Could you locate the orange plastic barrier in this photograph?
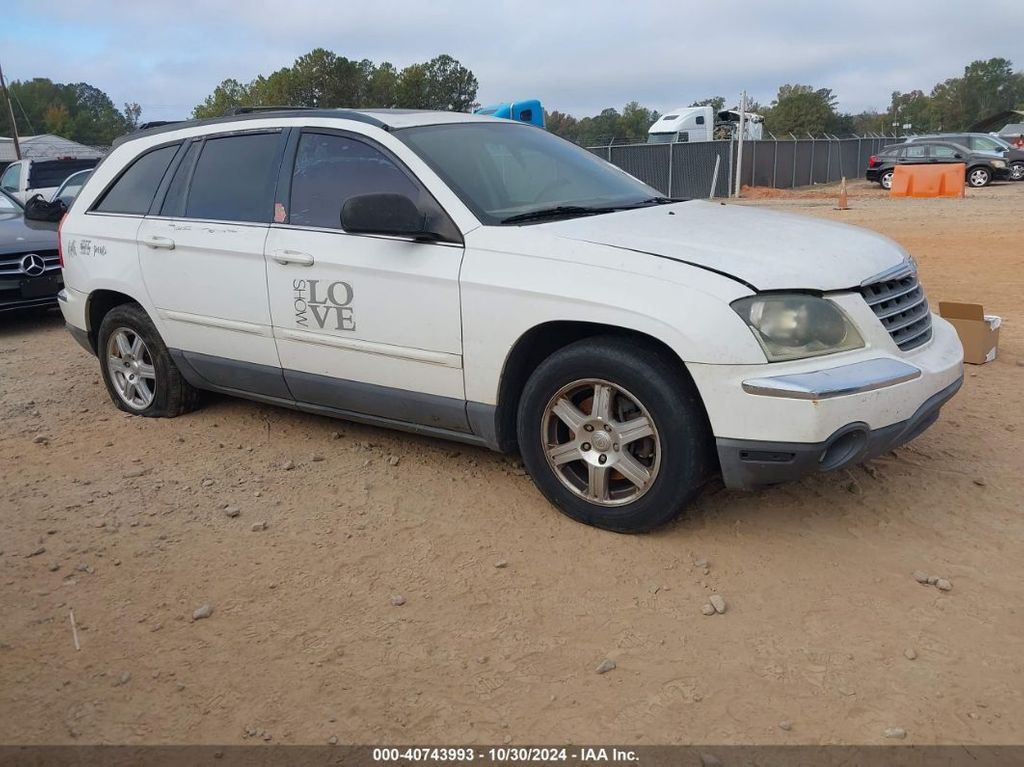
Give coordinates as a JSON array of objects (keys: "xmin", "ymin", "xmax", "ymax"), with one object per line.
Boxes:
[{"xmin": 890, "ymin": 164, "xmax": 965, "ymax": 198}]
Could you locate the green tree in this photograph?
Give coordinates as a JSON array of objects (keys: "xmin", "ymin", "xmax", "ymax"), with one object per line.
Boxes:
[
  {"xmin": 544, "ymin": 110, "xmax": 580, "ymax": 142},
  {"xmin": 620, "ymin": 101, "xmax": 660, "ymax": 142},
  {"xmin": 419, "ymin": 54, "xmax": 479, "ymax": 111},
  {"xmin": 0, "ymin": 77, "xmax": 132, "ymax": 144},
  {"xmin": 887, "ymin": 90, "xmax": 935, "ymax": 133},
  {"xmin": 763, "ymin": 84, "xmax": 839, "ymax": 136},
  {"xmin": 930, "ymin": 58, "xmax": 1024, "ymax": 130},
  {"xmin": 690, "ymin": 96, "xmax": 725, "ymax": 111},
  {"xmin": 366, "ymin": 63, "xmax": 400, "ymax": 107}
]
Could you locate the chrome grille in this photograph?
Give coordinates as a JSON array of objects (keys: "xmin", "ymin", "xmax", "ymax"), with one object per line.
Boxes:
[
  {"xmin": 0, "ymin": 250, "xmax": 61, "ymax": 277},
  {"xmin": 860, "ymin": 267, "xmax": 932, "ymax": 351}
]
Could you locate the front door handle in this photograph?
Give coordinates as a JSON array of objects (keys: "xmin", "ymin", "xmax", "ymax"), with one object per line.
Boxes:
[
  {"xmin": 270, "ymin": 249, "xmax": 315, "ymax": 266},
  {"xmin": 142, "ymin": 235, "xmax": 175, "ymax": 250}
]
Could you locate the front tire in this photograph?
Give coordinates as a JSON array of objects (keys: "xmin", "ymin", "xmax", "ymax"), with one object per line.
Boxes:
[
  {"xmin": 967, "ymin": 166, "xmax": 992, "ymax": 188},
  {"xmin": 517, "ymin": 336, "xmax": 713, "ymax": 533},
  {"xmin": 97, "ymin": 303, "xmax": 199, "ymax": 417}
]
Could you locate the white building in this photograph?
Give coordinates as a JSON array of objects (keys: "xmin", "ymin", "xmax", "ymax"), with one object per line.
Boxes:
[{"xmin": 0, "ymin": 134, "xmax": 106, "ymax": 165}]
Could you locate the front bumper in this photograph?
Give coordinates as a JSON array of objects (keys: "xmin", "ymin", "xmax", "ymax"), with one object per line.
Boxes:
[
  {"xmin": 717, "ymin": 376, "xmax": 962, "ymax": 488},
  {"xmin": 689, "ymin": 313, "xmax": 965, "ymax": 489}
]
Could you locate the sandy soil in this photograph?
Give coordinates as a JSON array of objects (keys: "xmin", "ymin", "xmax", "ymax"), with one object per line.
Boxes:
[{"xmin": 1, "ymin": 179, "xmax": 1022, "ymax": 746}]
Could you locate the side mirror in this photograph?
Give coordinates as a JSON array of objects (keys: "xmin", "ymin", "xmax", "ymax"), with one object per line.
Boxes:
[{"xmin": 341, "ymin": 193, "xmax": 435, "ymax": 240}]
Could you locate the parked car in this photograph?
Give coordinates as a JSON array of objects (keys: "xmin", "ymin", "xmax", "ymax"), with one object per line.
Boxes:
[
  {"xmin": 50, "ymin": 169, "xmax": 94, "ymax": 207},
  {"xmin": 0, "ymin": 188, "xmax": 62, "ymax": 312},
  {"xmin": 866, "ymin": 140, "xmax": 1009, "ymax": 189},
  {"xmin": 903, "ymin": 133, "xmax": 1024, "ymax": 181},
  {"xmin": 58, "ymin": 109, "xmax": 963, "ymax": 532},
  {"xmin": 0, "ymin": 157, "xmax": 101, "ymax": 204}
]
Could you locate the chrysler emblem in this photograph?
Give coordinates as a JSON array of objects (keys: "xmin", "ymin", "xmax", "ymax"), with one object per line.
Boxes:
[{"xmin": 20, "ymin": 253, "xmax": 46, "ymax": 278}]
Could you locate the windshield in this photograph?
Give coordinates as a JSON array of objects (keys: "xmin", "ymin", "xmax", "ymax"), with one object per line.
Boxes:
[
  {"xmin": 397, "ymin": 122, "xmax": 661, "ymax": 224},
  {"xmin": 0, "ymin": 189, "xmax": 21, "ymax": 212},
  {"xmin": 974, "ymin": 136, "xmax": 1007, "ymax": 152}
]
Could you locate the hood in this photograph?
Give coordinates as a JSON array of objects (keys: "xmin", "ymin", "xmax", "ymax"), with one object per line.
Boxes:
[
  {"xmin": 0, "ymin": 212, "xmax": 59, "ymax": 254},
  {"xmin": 541, "ymin": 200, "xmax": 907, "ymax": 291}
]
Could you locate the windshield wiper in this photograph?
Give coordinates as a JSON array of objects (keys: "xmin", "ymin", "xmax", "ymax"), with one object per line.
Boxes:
[
  {"xmin": 627, "ymin": 196, "xmax": 686, "ymax": 206},
  {"xmin": 500, "ymin": 205, "xmax": 621, "ymax": 225}
]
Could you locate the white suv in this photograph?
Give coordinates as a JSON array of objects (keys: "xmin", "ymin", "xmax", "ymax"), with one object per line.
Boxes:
[{"xmin": 58, "ymin": 109, "xmax": 964, "ymax": 532}]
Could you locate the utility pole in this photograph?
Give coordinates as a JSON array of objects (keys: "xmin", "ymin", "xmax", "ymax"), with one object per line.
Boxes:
[
  {"xmin": 734, "ymin": 90, "xmax": 747, "ymax": 198},
  {"xmin": 0, "ymin": 59, "xmax": 21, "ymax": 160}
]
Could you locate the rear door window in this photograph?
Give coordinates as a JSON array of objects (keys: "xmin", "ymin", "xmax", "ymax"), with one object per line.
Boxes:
[
  {"xmin": 94, "ymin": 145, "xmax": 180, "ymax": 215},
  {"xmin": 904, "ymin": 145, "xmax": 928, "ymax": 159},
  {"xmin": 184, "ymin": 132, "xmax": 282, "ymax": 223}
]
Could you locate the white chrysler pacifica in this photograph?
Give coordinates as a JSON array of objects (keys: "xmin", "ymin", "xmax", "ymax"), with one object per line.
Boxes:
[{"xmin": 58, "ymin": 109, "xmax": 964, "ymax": 531}]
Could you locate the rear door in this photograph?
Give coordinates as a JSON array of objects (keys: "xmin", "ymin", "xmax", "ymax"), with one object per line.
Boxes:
[
  {"xmin": 264, "ymin": 128, "xmax": 468, "ymax": 430},
  {"xmin": 137, "ymin": 130, "xmax": 288, "ymax": 391}
]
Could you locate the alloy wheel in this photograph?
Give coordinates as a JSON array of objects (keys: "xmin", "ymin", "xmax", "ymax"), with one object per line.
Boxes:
[
  {"xmin": 969, "ymin": 169, "xmax": 990, "ymax": 187},
  {"xmin": 106, "ymin": 327, "xmax": 157, "ymax": 410},
  {"xmin": 541, "ymin": 378, "xmax": 662, "ymax": 506}
]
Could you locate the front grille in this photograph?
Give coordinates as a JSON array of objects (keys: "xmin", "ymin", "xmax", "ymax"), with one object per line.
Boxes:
[
  {"xmin": 0, "ymin": 250, "xmax": 61, "ymax": 277},
  {"xmin": 860, "ymin": 268, "xmax": 933, "ymax": 351}
]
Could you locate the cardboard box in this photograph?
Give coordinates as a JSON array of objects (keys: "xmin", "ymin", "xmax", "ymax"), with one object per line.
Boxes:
[{"xmin": 939, "ymin": 302, "xmax": 1001, "ymax": 365}]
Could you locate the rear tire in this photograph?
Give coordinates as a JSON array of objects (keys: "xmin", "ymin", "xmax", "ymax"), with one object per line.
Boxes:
[
  {"xmin": 516, "ymin": 336, "xmax": 713, "ymax": 533},
  {"xmin": 880, "ymin": 170, "xmax": 894, "ymax": 190},
  {"xmin": 1009, "ymin": 161, "xmax": 1024, "ymax": 181},
  {"xmin": 97, "ymin": 303, "xmax": 200, "ymax": 418},
  {"xmin": 967, "ymin": 166, "xmax": 992, "ymax": 188}
]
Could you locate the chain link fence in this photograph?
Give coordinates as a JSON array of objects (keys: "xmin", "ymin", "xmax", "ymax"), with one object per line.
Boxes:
[{"xmin": 588, "ymin": 137, "xmax": 899, "ymax": 198}]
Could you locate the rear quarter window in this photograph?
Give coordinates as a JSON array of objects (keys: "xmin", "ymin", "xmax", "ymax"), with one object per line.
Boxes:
[{"xmin": 94, "ymin": 145, "xmax": 181, "ymax": 215}]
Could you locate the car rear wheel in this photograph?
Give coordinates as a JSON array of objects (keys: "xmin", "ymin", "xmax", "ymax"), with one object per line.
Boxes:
[
  {"xmin": 98, "ymin": 303, "xmax": 200, "ymax": 418},
  {"xmin": 1010, "ymin": 161, "xmax": 1024, "ymax": 181},
  {"xmin": 880, "ymin": 170, "xmax": 894, "ymax": 190},
  {"xmin": 967, "ymin": 166, "xmax": 992, "ymax": 187},
  {"xmin": 517, "ymin": 336, "xmax": 713, "ymax": 533}
]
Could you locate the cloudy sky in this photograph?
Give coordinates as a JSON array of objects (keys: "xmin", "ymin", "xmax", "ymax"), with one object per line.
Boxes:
[{"xmin": 3, "ymin": 0, "xmax": 1023, "ymax": 122}]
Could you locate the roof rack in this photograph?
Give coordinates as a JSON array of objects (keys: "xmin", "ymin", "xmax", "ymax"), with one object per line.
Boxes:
[
  {"xmin": 112, "ymin": 108, "xmax": 389, "ymax": 148},
  {"xmin": 230, "ymin": 106, "xmax": 314, "ymax": 115},
  {"xmin": 136, "ymin": 120, "xmax": 184, "ymax": 131}
]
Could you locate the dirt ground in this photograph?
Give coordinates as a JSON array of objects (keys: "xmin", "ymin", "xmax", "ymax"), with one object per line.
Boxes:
[{"xmin": 1, "ymin": 179, "xmax": 1022, "ymax": 747}]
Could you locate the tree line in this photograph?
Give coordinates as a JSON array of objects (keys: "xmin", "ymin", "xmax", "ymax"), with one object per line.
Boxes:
[
  {"xmin": 0, "ymin": 77, "xmax": 140, "ymax": 146},
  {"xmin": 2, "ymin": 53, "xmax": 1020, "ymax": 148},
  {"xmin": 547, "ymin": 58, "xmax": 1023, "ymax": 145},
  {"xmin": 192, "ymin": 49, "xmax": 479, "ymax": 117}
]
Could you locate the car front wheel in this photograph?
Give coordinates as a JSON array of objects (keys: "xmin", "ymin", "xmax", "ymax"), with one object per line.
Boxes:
[
  {"xmin": 517, "ymin": 336, "xmax": 713, "ymax": 533},
  {"xmin": 98, "ymin": 303, "xmax": 199, "ymax": 417},
  {"xmin": 967, "ymin": 167, "xmax": 992, "ymax": 187}
]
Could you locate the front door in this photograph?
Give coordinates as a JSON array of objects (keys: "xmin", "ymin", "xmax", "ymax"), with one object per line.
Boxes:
[{"xmin": 265, "ymin": 129, "xmax": 468, "ymax": 431}]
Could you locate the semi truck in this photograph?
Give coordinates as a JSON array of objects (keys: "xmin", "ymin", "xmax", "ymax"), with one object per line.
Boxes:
[
  {"xmin": 647, "ymin": 106, "xmax": 763, "ymax": 144},
  {"xmin": 473, "ymin": 100, "xmax": 545, "ymax": 128}
]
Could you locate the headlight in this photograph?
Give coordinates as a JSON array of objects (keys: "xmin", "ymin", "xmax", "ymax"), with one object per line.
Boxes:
[
  {"xmin": 991, "ymin": 159, "xmax": 1006, "ymax": 168},
  {"xmin": 732, "ymin": 294, "xmax": 865, "ymax": 362}
]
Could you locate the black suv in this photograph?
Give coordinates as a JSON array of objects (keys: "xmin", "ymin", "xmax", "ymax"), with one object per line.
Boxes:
[
  {"xmin": 0, "ymin": 189, "xmax": 61, "ymax": 312},
  {"xmin": 903, "ymin": 133, "xmax": 1024, "ymax": 181},
  {"xmin": 866, "ymin": 140, "xmax": 1010, "ymax": 189}
]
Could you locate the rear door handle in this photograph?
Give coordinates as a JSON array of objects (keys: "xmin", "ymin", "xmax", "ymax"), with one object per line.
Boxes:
[
  {"xmin": 142, "ymin": 235, "xmax": 175, "ymax": 250},
  {"xmin": 270, "ymin": 249, "xmax": 315, "ymax": 266}
]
